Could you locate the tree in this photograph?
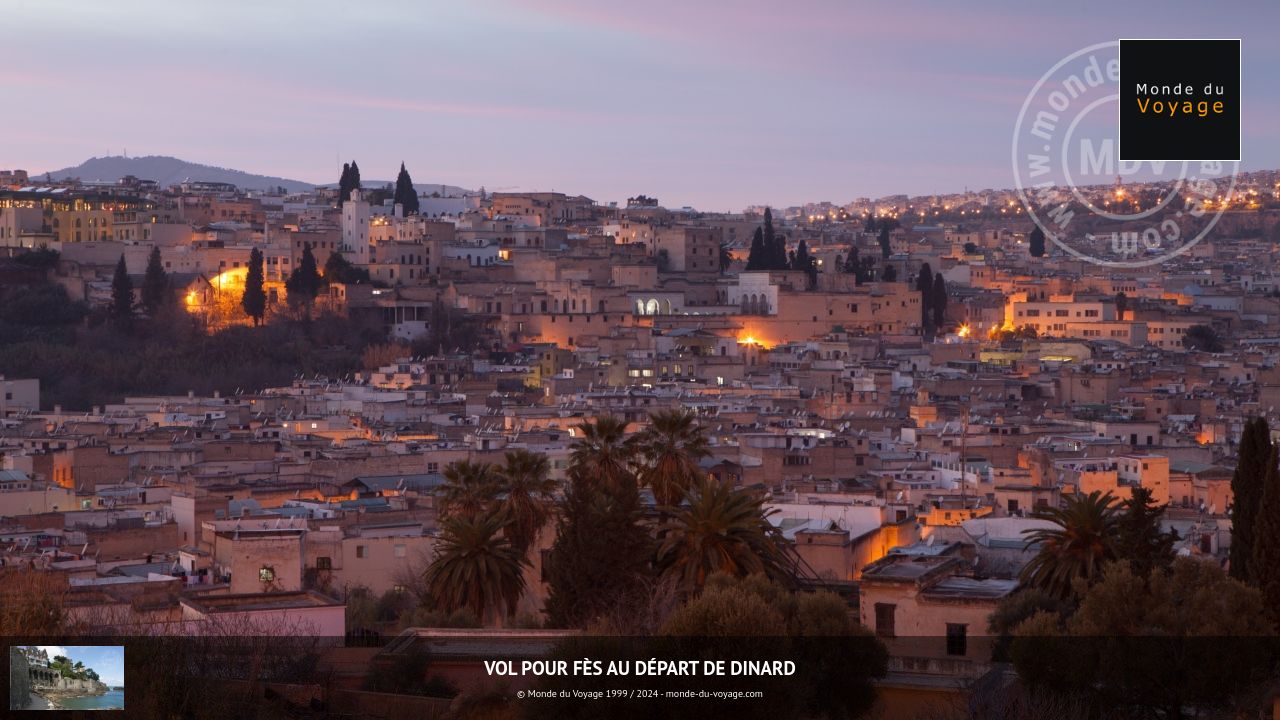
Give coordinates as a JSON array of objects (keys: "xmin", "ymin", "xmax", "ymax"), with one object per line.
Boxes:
[
  {"xmin": 567, "ymin": 416, "xmax": 636, "ymax": 496},
  {"xmin": 763, "ymin": 207, "xmax": 786, "ymax": 270},
  {"xmin": 1020, "ymin": 491, "xmax": 1120, "ymax": 599},
  {"xmin": 1114, "ymin": 486, "xmax": 1177, "ymax": 578},
  {"xmin": 141, "ymin": 246, "xmax": 169, "ymax": 314},
  {"xmin": 1029, "ymin": 225, "xmax": 1046, "ymax": 257},
  {"xmin": 438, "ymin": 460, "xmax": 499, "ymax": 520},
  {"xmin": 878, "ymin": 225, "xmax": 891, "ymax": 259},
  {"xmin": 544, "ymin": 471, "xmax": 653, "ymax": 628},
  {"xmin": 393, "ymin": 162, "xmax": 420, "ymax": 215},
  {"xmin": 745, "ymin": 227, "xmax": 766, "ymax": 271},
  {"xmin": 109, "ymin": 254, "xmax": 133, "ymax": 322},
  {"xmin": 881, "ymin": 263, "xmax": 897, "ymax": 282},
  {"xmin": 656, "ymin": 478, "xmax": 790, "ymax": 594},
  {"xmin": 635, "ymin": 409, "xmax": 709, "ymax": 508},
  {"xmin": 931, "ymin": 273, "xmax": 948, "ymax": 328},
  {"xmin": 1252, "ymin": 443, "xmax": 1280, "ymax": 617},
  {"xmin": 916, "ymin": 263, "xmax": 934, "ymax": 330},
  {"xmin": 1011, "ymin": 560, "xmax": 1275, "ymax": 719},
  {"xmin": 1231, "ymin": 416, "xmax": 1271, "ymax": 582},
  {"xmin": 1114, "ymin": 291, "xmax": 1128, "ymax": 318},
  {"xmin": 963, "ymin": 241, "xmax": 978, "ymax": 254},
  {"xmin": 424, "ymin": 510, "xmax": 527, "ymax": 622},
  {"xmin": 285, "ymin": 242, "xmax": 323, "ymax": 306},
  {"xmin": 241, "ymin": 247, "xmax": 266, "ymax": 326},
  {"xmin": 338, "ymin": 160, "xmax": 362, "ymax": 203},
  {"xmin": 1183, "ymin": 324, "xmax": 1224, "ymax": 352},
  {"xmin": 323, "ymin": 250, "xmax": 371, "ymax": 285},
  {"xmin": 495, "ymin": 449, "xmax": 556, "ymax": 555}
]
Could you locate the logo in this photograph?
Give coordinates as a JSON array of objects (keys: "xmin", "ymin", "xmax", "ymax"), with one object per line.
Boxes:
[{"xmin": 1012, "ymin": 41, "xmax": 1240, "ymax": 267}]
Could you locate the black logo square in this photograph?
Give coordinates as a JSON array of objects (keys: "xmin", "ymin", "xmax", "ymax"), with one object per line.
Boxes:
[{"xmin": 1119, "ymin": 39, "xmax": 1240, "ymax": 161}]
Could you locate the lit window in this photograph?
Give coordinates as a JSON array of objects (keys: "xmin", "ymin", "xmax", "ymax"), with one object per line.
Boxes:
[{"xmin": 259, "ymin": 566, "xmax": 275, "ymax": 583}]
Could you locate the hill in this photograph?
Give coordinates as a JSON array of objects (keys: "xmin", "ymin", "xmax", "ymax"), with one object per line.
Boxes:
[
  {"xmin": 43, "ymin": 156, "xmax": 315, "ymax": 192},
  {"xmin": 43, "ymin": 156, "xmax": 473, "ymax": 196}
]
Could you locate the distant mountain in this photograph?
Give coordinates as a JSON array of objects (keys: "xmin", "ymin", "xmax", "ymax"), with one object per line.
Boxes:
[
  {"xmin": 43, "ymin": 156, "xmax": 316, "ymax": 193},
  {"xmin": 43, "ymin": 155, "xmax": 473, "ymax": 197}
]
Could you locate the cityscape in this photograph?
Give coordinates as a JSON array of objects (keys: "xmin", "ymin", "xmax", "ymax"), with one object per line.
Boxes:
[{"xmin": 4, "ymin": 2, "xmax": 1280, "ymax": 719}]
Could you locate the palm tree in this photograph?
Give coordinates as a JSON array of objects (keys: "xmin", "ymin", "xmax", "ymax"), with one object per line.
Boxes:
[
  {"xmin": 656, "ymin": 478, "xmax": 789, "ymax": 593},
  {"xmin": 568, "ymin": 416, "xmax": 637, "ymax": 496},
  {"xmin": 438, "ymin": 460, "xmax": 499, "ymax": 519},
  {"xmin": 635, "ymin": 409, "xmax": 710, "ymax": 508},
  {"xmin": 495, "ymin": 448, "xmax": 557, "ymax": 553},
  {"xmin": 1020, "ymin": 490, "xmax": 1121, "ymax": 599},
  {"xmin": 425, "ymin": 510, "xmax": 528, "ymax": 622}
]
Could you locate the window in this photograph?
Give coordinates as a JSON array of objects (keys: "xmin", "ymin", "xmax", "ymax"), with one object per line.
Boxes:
[
  {"xmin": 946, "ymin": 623, "xmax": 968, "ymax": 656},
  {"xmin": 356, "ymin": 545, "xmax": 366, "ymax": 559},
  {"xmin": 259, "ymin": 566, "xmax": 275, "ymax": 583},
  {"xmin": 316, "ymin": 556, "xmax": 332, "ymax": 570},
  {"xmin": 874, "ymin": 603, "xmax": 896, "ymax": 638},
  {"xmin": 394, "ymin": 544, "xmax": 406, "ymax": 558}
]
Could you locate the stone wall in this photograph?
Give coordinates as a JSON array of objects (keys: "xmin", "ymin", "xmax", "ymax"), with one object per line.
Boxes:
[{"xmin": 8, "ymin": 648, "xmax": 31, "ymax": 710}]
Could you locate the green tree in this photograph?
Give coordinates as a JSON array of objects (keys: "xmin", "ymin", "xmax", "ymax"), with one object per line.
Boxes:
[
  {"xmin": 241, "ymin": 247, "xmax": 266, "ymax": 326},
  {"xmin": 963, "ymin": 241, "xmax": 978, "ymax": 254},
  {"xmin": 393, "ymin": 162, "xmax": 420, "ymax": 215},
  {"xmin": 323, "ymin": 250, "xmax": 371, "ymax": 285},
  {"xmin": 656, "ymin": 478, "xmax": 790, "ymax": 593},
  {"xmin": 1252, "ymin": 443, "xmax": 1280, "ymax": 617},
  {"xmin": 1020, "ymin": 491, "xmax": 1120, "ymax": 599},
  {"xmin": 543, "ymin": 471, "xmax": 653, "ymax": 628},
  {"xmin": 745, "ymin": 227, "xmax": 766, "ymax": 271},
  {"xmin": 424, "ymin": 510, "xmax": 528, "ymax": 622},
  {"xmin": 1183, "ymin": 324, "xmax": 1224, "ymax": 352},
  {"xmin": 495, "ymin": 449, "xmax": 557, "ymax": 554},
  {"xmin": 718, "ymin": 243, "xmax": 733, "ymax": 273},
  {"xmin": 916, "ymin": 263, "xmax": 934, "ymax": 329},
  {"xmin": 1230, "ymin": 416, "xmax": 1271, "ymax": 582},
  {"xmin": 1029, "ymin": 225, "xmax": 1046, "ymax": 257},
  {"xmin": 878, "ymin": 224, "xmax": 891, "ymax": 259},
  {"xmin": 635, "ymin": 409, "xmax": 710, "ymax": 508},
  {"xmin": 109, "ymin": 254, "xmax": 133, "ymax": 322},
  {"xmin": 1011, "ymin": 560, "xmax": 1275, "ymax": 719},
  {"xmin": 338, "ymin": 160, "xmax": 362, "ymax": 203},
  {"xmin": 438, "ymin": 460, "xmax": 499, "ymax": 520},
  {"xmin": 567, "ymin": 416, "xmax": 636, "ymax": 496},
  {"xmin": 1114, "ymin": 486, "xmax": 1177, "ymax": 578},
  {"xmin": 285, "ymin": 242, "xmax": 323, "ymax": 306},
  {"xmin": 931, "ymin": 273, "xmax": 948, "ymax": 328},
  {"xmin": 881, "ymin": 263, "xmax": 897, "ymax": 282},
  {"xmin": 141, "ymin": 246, "xmax": 169, "ymax": 314}
]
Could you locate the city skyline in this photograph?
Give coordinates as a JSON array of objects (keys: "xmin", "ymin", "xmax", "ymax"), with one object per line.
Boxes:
[{"xmin": 6, "ymin": 0, "xmax": 1279, "ymax": 210}]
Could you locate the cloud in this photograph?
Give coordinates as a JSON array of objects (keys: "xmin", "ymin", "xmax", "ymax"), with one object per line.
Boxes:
[{"xmin": 36, "ymin": 645, "xmax": 67, "ymax": 659}]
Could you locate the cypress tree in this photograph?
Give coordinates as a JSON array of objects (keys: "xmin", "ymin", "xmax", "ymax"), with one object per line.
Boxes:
[
  {"xmin": 878, "ymin": 225, "xmax": 891, "ymax": 259},
  {"xmin": 931, "ymin": 274, "xmax": 948, "ymax": 327},
  {"xmin": 109, "ymin": 254, "xmax": 133, "ymax": 322},
  {"xmin": 349, "ymin": 160, "xmax": 361, "ymax": 195},
  {"xmin": 746, "ymin": 227, "xmax": 765, "ymax": 271},
  {"xmin": 393, "ymin": 162, "xmax": 420, "ymax": 215},
  {"xmin": 763, "ymin": 208, "xmax": 784, "ymax": 270},
  {"xmin": 242, "ymin": 247, "xmax": 266, "ymax": 326},
  {"xmin": 141, "ymin": 246, "xmax": 169, "ymax": 314},
  {"xmin": 544, "ymin": 475, "xmax": 653, "ymax": 628},
  {"xmin": 1253, "ymin": 443, "xmax": 1280, "ymax": 617},
  {"xmin": 1231, "ymin": 417, "xmax": 1272, "ymax": 582},
  {"xmin": 882, "ymin": 263, "xmax": 897, "ymax": 282},
  {"xmin": 338, "ymin": 162, "xmax": 352, "ymax": 203},
  {"xmin": 285, "ymin": 242, "xmax": 323, "ymax": 306},
  {"xmin": 917, "ymin": 263, "xmax": 934, "ymax": 330},
  {"xmin": 1029, "ymin": 226, "xmax": 1046, "ymax": 257}
]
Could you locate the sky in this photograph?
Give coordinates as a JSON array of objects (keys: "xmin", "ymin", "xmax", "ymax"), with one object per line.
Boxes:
[
  {"xmin": 36, "ymin": 645, "xmax": 126, "ymax": 687},
  {"xmin": 3, "ymin": 0, "xmax": 1277, "ymax": 210}
]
